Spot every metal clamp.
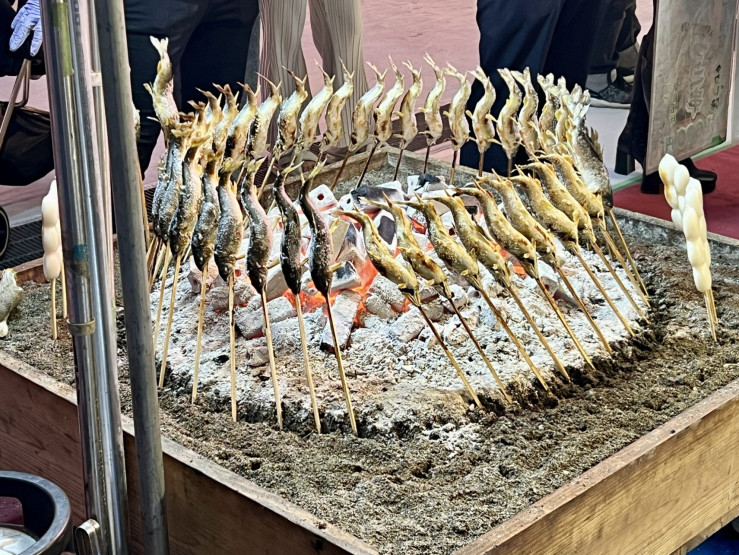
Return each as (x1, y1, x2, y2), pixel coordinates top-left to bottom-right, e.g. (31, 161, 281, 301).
(67, 319, 96, 336)
(75, 519, 102, 555)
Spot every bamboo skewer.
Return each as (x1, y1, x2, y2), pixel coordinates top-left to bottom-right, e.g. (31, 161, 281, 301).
(477, 287, 550, 391)
(555, 267, 613, 354)
(507, 156, 513, 179)
(50, 278, 57, 340)
(356, 139, 380, 189)
(478, 151, 485, 177)
(295, 296, 321, 433)
(449, 149, 458, 185)
(158, 253, 182, 388)
(597, 219, 650, 307)
(393, 146, 405, 181)
(257, 154, 277, 201)
(417, 305, 482, 407)
(153, 248, 171, 348)
(191, 264, 209, 403)
(228, 273, 238, 422)
(704, 291, 718, 342)
(573, 248, 634, 336)
(262, 288, 283, 430)
(508, 287, 569, 380)
(535, 278, 595, 371)
(591, 242, 648, 322)
(325, 297, 358, 435)
(447, 299, 512, 404)
(146, 236, 157, 276)
(608, 209, 648, 297)
(330, 149, 352, 191)
(149, 240, 166, 292)
(423, 144, 432, 173)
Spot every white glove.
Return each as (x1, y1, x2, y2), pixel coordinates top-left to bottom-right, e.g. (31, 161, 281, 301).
(9, 0, 43, 57)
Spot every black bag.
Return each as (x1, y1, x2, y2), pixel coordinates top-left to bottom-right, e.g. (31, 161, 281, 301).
(0, 61, 54, 186)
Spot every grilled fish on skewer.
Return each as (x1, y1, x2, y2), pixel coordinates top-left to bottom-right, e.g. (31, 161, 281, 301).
(225, 83, 259, 159)
(467, 66, 497, 176)
(543, 151, 604, 219)
(155, 121, 194, 242)
(296, 67, 334, 154)
(392, 61, 422, 180)
(144, 37, 179, 142)
(400, 196, 550, 390)
(443, 64, 471, 184)
(240, 157, 283, 430)
(367, 194, 512, 403)
(494, 69, 523, 174)
(349, 63, 386, 152)
(336, 207, 483, 408)
(435, 192, 573, 378)
(246, 76, 282, 161)
(420, 54, 446, 173)
(512, 68, 538, 153)
(537, 74, 562, 151)
(213, 84, 239, 152)
(300, 162, 358, 435)
(374, 58, 405, 146)
(274, 162, 321, 432)
(275, 70, 308, 154)
(321, 62, 354, 153)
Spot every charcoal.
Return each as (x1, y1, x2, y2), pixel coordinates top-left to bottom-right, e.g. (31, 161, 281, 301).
(209, 278, 257, 311)
(364, 294, 395, 319)
(309, 184, 337, 212)
(335, 224, 367, 269)
(320, 290, 362, 352)
(449, 284, 469, 309)
(187, 259, 218, 294)
(369, 275, 406, 312)
(388, 307, 426, 342)
(330, 217, 351, 255)
(374, 210, 396, 248)
(420, 286, 439, 302)
(350, 184, 405, 211)
(234, 295, 296, 339)
(331, 261, 361, 292)
(266, 265, 288, 300)
(424, 298, 445, 322)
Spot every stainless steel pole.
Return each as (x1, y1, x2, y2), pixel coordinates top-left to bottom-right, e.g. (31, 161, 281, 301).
(40, 0, 129, 552)
(91, 0, 171, 551)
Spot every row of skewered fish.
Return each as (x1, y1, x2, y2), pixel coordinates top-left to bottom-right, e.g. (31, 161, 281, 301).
(144, 36, 650, 435)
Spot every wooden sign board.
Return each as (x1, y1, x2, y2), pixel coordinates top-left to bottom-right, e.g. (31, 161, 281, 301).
(646, 0, 737, 174)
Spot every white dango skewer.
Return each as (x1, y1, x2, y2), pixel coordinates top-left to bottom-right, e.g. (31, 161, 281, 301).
(42, 180, 65, 339)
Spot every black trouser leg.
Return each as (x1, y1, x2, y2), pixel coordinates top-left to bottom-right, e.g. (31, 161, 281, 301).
(461, 0, 563, 174)
(588, 0, 631, 75)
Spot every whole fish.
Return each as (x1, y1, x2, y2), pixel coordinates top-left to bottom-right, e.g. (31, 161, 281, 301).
(144, 37, 179, 142)
(512, 68, 539, 154)
(151, 154, 168, 228)
(482, 175, 560, 266)
(544, 152, 605, 219)
(274, 164, 305, 295)
(453, 183, 538, 276)
(191, 148, 223, 272)
(196, 89, 222, 141)
(321, 62, 354, 152)
(467, 66, 497, 153)
(246, 77, 282, 161)
(433, 194, 512, 289)
(297, 68, 334, 153)
(275, 71, 308, 154)
(443, 64, 471, 150)
(374, 58, 405, 145)
(225, 83, 259, 159)
(420, 54, 446, 146)
(155, 121, 194, 240)
(349, 63, 386, 152)
(214, 158, 245, 281)
(239, 158, 271, 292)
(169, 131, 209, 256)
(510, 173, 579, 248)
(394, 61, 423, 147)
(213, 85, 240, 152)
(299, 162, 334, 296)
(335, 208, 420, 304)
(494, 69, 522, 160)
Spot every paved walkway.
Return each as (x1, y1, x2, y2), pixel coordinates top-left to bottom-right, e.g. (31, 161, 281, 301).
(0, 0, 653, 225)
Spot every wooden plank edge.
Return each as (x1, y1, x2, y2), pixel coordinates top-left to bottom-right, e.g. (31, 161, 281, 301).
(0, 350, 377, 555)
(454, 378, 739, 554)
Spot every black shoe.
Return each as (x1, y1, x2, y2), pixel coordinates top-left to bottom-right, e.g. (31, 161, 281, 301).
(640, 157, 717, 195)
(588, 72, 633, 109)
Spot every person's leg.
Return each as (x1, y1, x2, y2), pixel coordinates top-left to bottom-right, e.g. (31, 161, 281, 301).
(124, 0, 201, 174)
(308, 0, 369, 146)
(179, 0, 259, 106)
(615, 0, 640, 78)
(460, 0, 563, 174)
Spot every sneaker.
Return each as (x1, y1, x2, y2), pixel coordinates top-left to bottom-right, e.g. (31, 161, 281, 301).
(587, 69, 633, 109)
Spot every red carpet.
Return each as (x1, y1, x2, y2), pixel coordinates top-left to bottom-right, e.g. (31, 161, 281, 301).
(614, 145, 739, 239)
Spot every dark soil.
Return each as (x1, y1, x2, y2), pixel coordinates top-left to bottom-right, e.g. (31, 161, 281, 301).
(3, 214, 739, 554)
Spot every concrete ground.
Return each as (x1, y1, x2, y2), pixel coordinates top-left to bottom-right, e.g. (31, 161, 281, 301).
(0, 0, 653, 225)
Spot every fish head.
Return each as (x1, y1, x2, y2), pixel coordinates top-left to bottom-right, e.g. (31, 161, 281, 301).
(286, 68, 309, 93)
(314, 61, 335, 87)
(367, 62, 386, 84)
(239, 82, 259, 107)
(332, 208, 371, 230)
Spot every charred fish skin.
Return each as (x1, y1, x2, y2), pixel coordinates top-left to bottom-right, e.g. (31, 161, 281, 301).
(495, 69, 523, 159)
(395, 61, 423, 146)
(443, 65, 471, 150)
(299, 162, 334, 296)
(274, 165, 304, 295)
(214, 158, 245, 281)
(321, 62, 354, 151)
(247, 77, 282, 160)
(151, 155, 168, 229)
(192, 150, 223, 272)
(566, 106, 614, 208)
(350, 63, 386, 151)
(433, 194, 512, 289)
(156, 122, 193, 240)
(275, 71, 309, 154)
(336, 208, 420, 304)
(468, 66, 497, 152)
(420, 54, 446, 145)
(226, 83, 259, 159)
(169, 131, 209, 256)
(145, 36, 179, 141)
(240, 159, 272, 292)
(213, 84, 240, 152)
(374, 58, 405, 145)
(297, 68, 335, 152)
(510, 173, 579, 248)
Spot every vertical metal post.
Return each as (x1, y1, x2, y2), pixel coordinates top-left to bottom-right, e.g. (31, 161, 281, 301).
(91, 0, 171, 552)
(40, 0, 129, 552)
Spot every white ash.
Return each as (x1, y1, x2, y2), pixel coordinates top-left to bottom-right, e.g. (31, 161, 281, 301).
(320, 289, 362, 352)
(369, 275, 406, 312)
